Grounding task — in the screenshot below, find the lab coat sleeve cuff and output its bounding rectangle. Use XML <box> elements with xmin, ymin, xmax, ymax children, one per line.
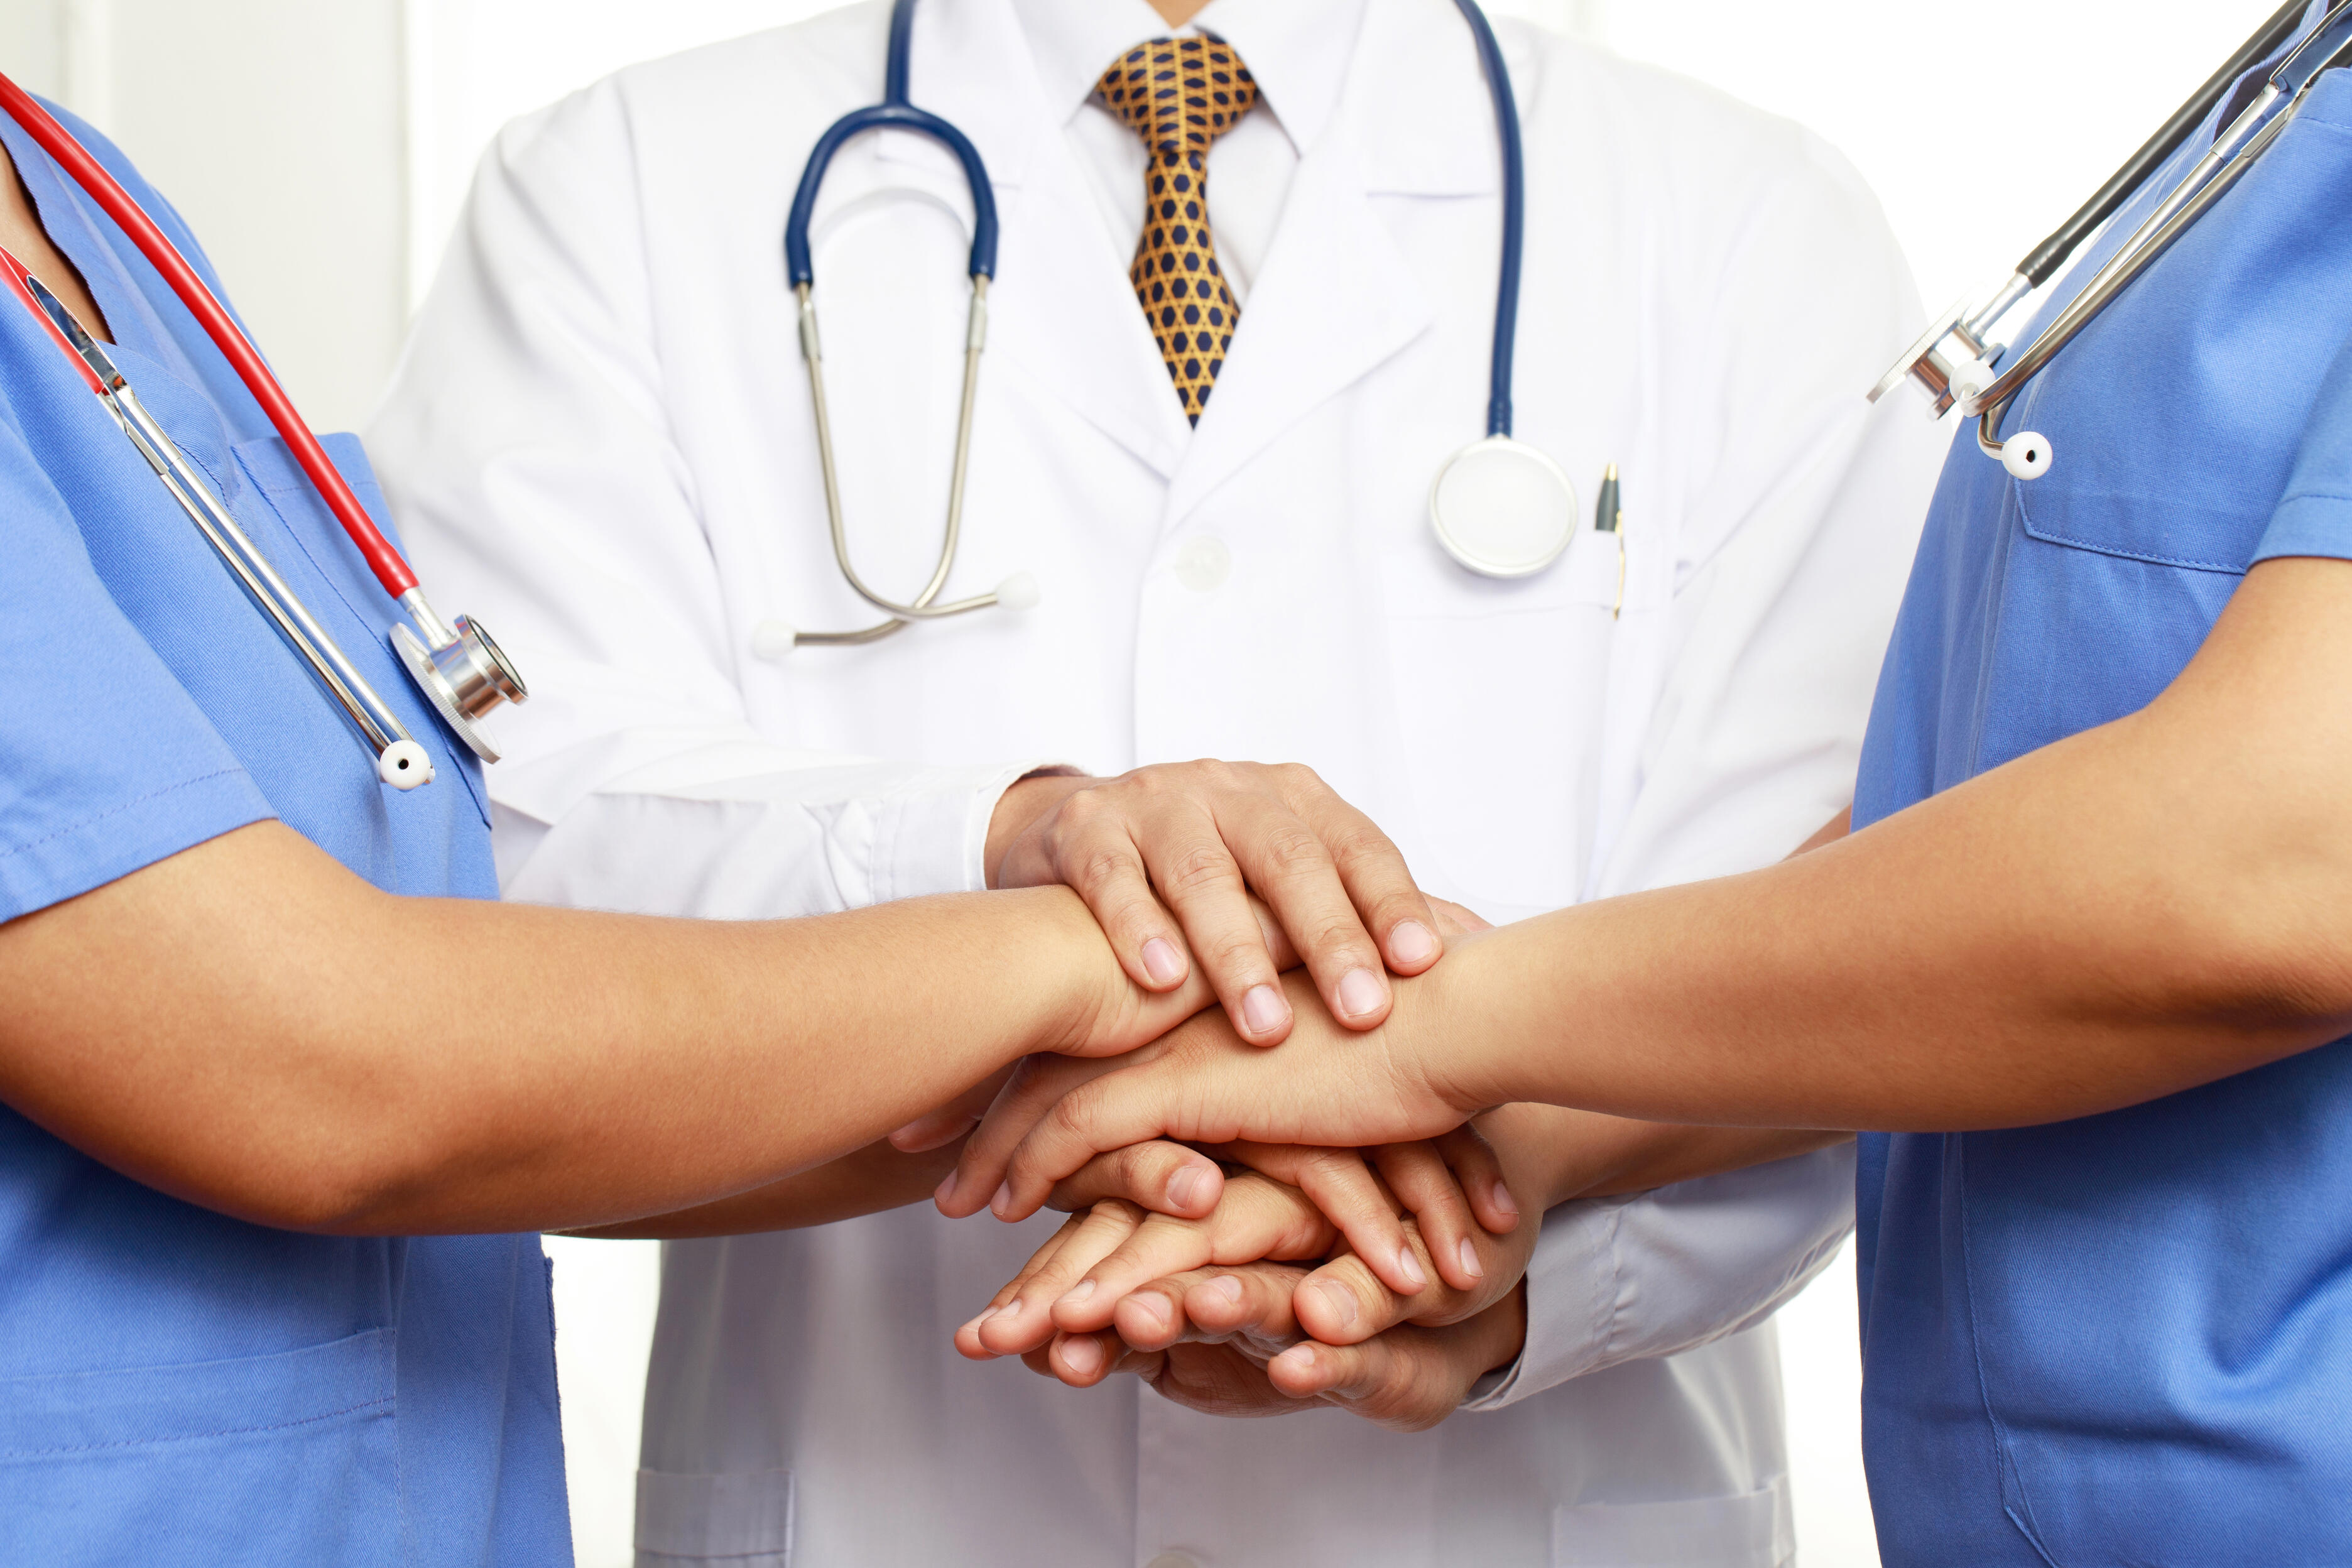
<box><xmin>879</xmin><ymin>758</ymin><xmax>1081</xmax><ymax>902</ymax></box>
<box><xmin>1459</xmin><ymin>1146</ymin><xmax>1856</xmax><ymax>1413</ymax></box>
<box><xmin>1458</xmin><ymin>1199</ymin><xmax>1621</xmax><ymax>1412</ymax></box>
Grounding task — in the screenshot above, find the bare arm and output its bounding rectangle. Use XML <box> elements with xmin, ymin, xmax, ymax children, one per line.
<box><xmin>967</xmin><ymin>558</ymin><xmax>2352</xmax><ymax>1190</ymax></box>
<box><xmin>0</xmin><ymin>820</ymin><xmax>1205</xmax><ymax>1237</ymax></box>
<box><xmin>1442</xmin><ymin>555</ymin><xmax>2352</xmax><ymax>1129</ymax></box>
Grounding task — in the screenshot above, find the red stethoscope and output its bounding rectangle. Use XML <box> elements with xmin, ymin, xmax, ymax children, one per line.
<box><xmin>0</xmin><ymin>73</ymin><xmax>523</xmax><ymax>790</ymax></box>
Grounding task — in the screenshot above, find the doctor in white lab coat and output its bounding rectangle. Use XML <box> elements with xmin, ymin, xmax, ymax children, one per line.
<box><xmin>369</xmin><ymin>0</ymin><xmax>1949</xmax><ymax>1560</ymax></box>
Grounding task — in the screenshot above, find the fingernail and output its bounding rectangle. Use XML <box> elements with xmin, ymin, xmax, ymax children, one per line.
<box><xmin>1060</xmin><ymin>1336</ymin><xmax>1104</xmax><ymax>1375</ymax></box>
<box><xmin>1273</xmin><ymin>1343</ymin><xmax>1316</xmax><ymax>1376</ymax></box>
<box><xmin>1059</xmin><ymin>1280</ymin><xmax>1097</xmax><ymax>1307</ymax></box>
<box><xmin>959</xmin><ymin>1311</ymin><xmax>991</xmax><ymax>1337</ymax></box>
<box><xmin>934</xmin><ymin>1172</ymin><xmax>957</xmax><ymax>1207</ymax></box>
<box><xmin>1336</xmin><ymin>967</ymin><xmax>1386</xmax><ymax>1020</ymax></box>
<box><xmin>1166</xmin><ymin>1162</ymin><xmax>1213</xmax><ymax>1212</ymax></box>
<box><xmin>989</xmin><ymin>1298</ymin><xmax>1025</xmax><ymax>1322</ymax></box>
<box><xmin>1491</xmin><ymin>1181</ymin><xmax>1520</xmax><ymax>1224</ymax></box>
<box><xmin>1210</xmin><ymin>1274</ymin><xmax>1243</xmax><ymax>1304</ymax></box>
<box><xmin>1128</xmin><ymin>1293</ymin><xmax>1170</xmax><ymax>1332</ymax></box>
<box><xmin>1141</xmin><ymin>937</ymin><xmax>1185</xmax><ymax>986</ymax></box>
<box><xmin>1390</xmin><ymin>920</ymin><xmax>1439</xmax><ymax>966</ymax></box>
<box><xmin>991</xmin><ymin>1181</ymin><xmax>1012</xmax><ymax>1218</ymax></box>
<box><xmin>1314</xmin><ymin>1279</ymin><xmax>1359</xmax><ymax>1329</ymax></box>
<box><xmin>1241</xmin><ymin>984</ymin><xmax>1288</xmax><ymax>1036</ymax></box>
<box><xmin>1396</xmin><ymin>1244</ymin><xmax>1427</xmax><ymax>1292</ymax></box>
<box><xmin>1457</xmin><ymin>1236</ymin><xmax>1484</xmax><ymax>1281</ymax></box>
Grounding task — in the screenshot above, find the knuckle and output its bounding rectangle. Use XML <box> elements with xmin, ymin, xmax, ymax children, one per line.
<box><xmin>1055</xmin><ymin>785</ymin><xmax>1112</xmax><ymax>827</ymax></box>
<box><xmin>1256</xmin><ymin>825</ymin><xmax>1335</xmax><ymax>882</ymax></box>
<box><xmin>1324</xmin><ymin>821</ymin><xmax>1401</xmax><ymax>871</ymax></box>
<box><xmin>1270</xmin><ymin>761</ymin><xmax>1324</xmax><ymax>795</ymax></box>
<box><xmin>1194</xmin><ymin>758</ymin><xmax>1245</xmax><ymax>791</ymax></box>
<box><xmin>1044</xmin><ymin>1090</ymin><xmax>1097</xmax><ymax>1146</ymax></box>
<box><xmin>1070</xmin><ymin>843</ymin><xmax>1140</xmax><ymax>896</ymax></box>
<box><xmin>1159</xmin><ymin>842</ymin><xmax>1244</xmax><ymax>900</ymax></box>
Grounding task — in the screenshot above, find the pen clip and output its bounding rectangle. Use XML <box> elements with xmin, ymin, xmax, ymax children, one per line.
<box><xmin>1595</xmin><ymin>463</ymin><xmax>1625</xmax><ymax>619</ymax></box>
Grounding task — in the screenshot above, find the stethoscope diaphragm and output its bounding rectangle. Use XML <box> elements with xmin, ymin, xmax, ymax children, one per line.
<box><xmin>1427</xmin><ymin>435</ymin><xmax>1581</xmax><ymax>579</ymax></box>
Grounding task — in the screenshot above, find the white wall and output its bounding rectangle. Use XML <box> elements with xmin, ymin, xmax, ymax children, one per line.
<box><xmin>8</xmin><ymin>0</ymin><xmax>409</xmax><ymax>432</ymax></box>
<box><xmin>1</xmin><ymin>3</ymin><xmax>2285</xmax><ymax>1565</ymax></box>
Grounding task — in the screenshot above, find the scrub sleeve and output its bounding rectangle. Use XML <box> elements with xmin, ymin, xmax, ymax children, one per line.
<box><xmin>0</xmin><ymin>100</ymin><xmax>570</xmax><ymax>1568</ymax></box>
<box><xmin>1848</xmin><ymin>46</ymin><xmax>2352</xmax><ymax>1568</ymax></box>
<box><xmin>0</xmin><ymin>369</ymin><xmax>273</xmax><ymax>916</ymax></box>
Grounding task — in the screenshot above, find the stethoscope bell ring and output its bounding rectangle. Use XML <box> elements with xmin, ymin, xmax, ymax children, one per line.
<box><xmin>1428</xmin><ymin>435</ymin><xmax>1580</xmax><ymax>579</ymax></box>
<box><xmin>391</xmin><ymin>614</ymin><xmax>528</xmax><ymax>765</ymax></box>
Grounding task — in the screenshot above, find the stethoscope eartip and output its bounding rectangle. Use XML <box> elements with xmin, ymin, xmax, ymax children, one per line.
<box><xmin>752</xmin><ymin>620</ymin><xmax>801</xmax><ymax>662</ymax></box>
<box><xmin>378</xmin><ymin>739</ymin><xmax>435</xmax><ymax>790</ymax></box>
<box><xmin>2001</xmin><ymin>433</ymin><xmax>2052</xmax><ymax>482</ymax></box>
<box><xmin>993</xmin><ymin>572</ymin><xmax>1042</xmax><ymax>612</ymax></box>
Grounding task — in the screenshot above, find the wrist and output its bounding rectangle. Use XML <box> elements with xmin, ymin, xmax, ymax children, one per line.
<box><xmin>1021</xmin><ymin>883</ymin><xmax>1131</xmax><ymax>1057</ymax></box>
<box><xmin>1400</xmin><ymin>928</ymin><xmax>1517</xmax><ymax>1118</ymax></box>
<box><xmin>984</xmin><ymin>771</ymin><xmax>1089</xmax><ymax>888</ymax></box>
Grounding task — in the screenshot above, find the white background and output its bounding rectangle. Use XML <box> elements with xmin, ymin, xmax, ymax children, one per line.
<box><xmin>0</xmin><ymin>1</ymin><xmax>2282</xmax><ymax>1563</ymax></box>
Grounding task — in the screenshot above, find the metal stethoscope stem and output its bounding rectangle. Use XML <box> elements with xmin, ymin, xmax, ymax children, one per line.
<box><xmin>774</xmin><ymin>0</ymin><xmax>1574</xmax><ymax>648</ymax></box>
<box><xmin>792</xmin><ymin>275</ymin><xmax>1023</xmax><ymax>646</ymax></box>
<box><xmin>0</xmin><ymin>70</ymin><xmax>525</xmax><ymax>784</ymax></box>
<box><xmin>1875</xmin><ymin>0</ymin><xmax>2352</xmax><ymax>479</ymax></box>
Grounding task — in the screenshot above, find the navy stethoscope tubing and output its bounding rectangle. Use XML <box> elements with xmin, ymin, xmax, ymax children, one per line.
<box><xmin>784</xmin><ymin>0</ymin><xmax>1000</xmax><ymax>287</ymax></box>
<box><xmin>766</xmin><ymin>0</ymin><xmax>1579</xmax><ymax>656</ymax></box>
<box><xmin>1451</xmin><ymin>0</ymin><xmax>1525</xmax><ymax>440</ymax></box>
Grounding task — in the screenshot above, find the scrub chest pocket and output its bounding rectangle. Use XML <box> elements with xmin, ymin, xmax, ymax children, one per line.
<box><xmin>0</xmin><ymin>1329</ymin><xmax>400</xmax><ymax>1567</ymax></box>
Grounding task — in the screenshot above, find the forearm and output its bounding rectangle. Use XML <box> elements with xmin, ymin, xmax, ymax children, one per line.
<box><xmin>1432</xmin><ymin>565</ymin><xmax>2352</xmax><ymax>1129</ymax></box>
<box><xmin>1479</xmin><ymin>1103</ymin><xmax>1847</xmax><ymax>1204</ymax></box>
<box><xmin>0</xmin><ymin>822</ymin><xmax>1155</xmax><ymax>1236</ymax></box>
<box><xmin>567</xmin><ymin>1137</ymin><xmax>961</xmax><ymax>1238</ymax></box>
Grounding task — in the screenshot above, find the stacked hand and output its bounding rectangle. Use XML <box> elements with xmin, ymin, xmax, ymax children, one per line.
<box><xmin>957</xmin><ymin>1132</ymin><xmax>1540</xmax><ymax>1431</ymax></box>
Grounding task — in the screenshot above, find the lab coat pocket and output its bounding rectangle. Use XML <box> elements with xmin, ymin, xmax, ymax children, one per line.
<box><xmin>0</xmin><ymin>1327</ymin><xmax>399</xmax><ymax>1567</ymax></box>
<box><xmin>1375</xmin><ymin>531</ymin><xmax>1623</xmax><ymax>913</ymax></box>
<box><xmin>636</xmin><ymin>1467</ymin><xmax>796</xmax><ymax>1566</ymax></box>
<box><xmin>1549</xmin><ymin>1478</ymin><xmax>1793</xmax><ymax>1567</ymax></box>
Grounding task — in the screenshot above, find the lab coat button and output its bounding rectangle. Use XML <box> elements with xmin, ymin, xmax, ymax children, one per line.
<box><xmin>1145</xmin><ymin>1555</ymin><xmax>1202</xmax><ymax>1568</ymax></box>
<box><xmin>1172</xmin><ymin>536</ymin><xmax>1231</xmax><ymax>592</ymax></box>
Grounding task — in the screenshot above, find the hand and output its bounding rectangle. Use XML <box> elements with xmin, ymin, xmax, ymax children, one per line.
<box><xmin>957</xmin><ymin>1135</ymin><xmax>1516</xmax><ymax>1343</ymax></box>
<box><xmin>981</xmin><ymin>1159</ymin><xmax>1538</xmax><ymax>1360</ymax></box>
<box><xmin>942</xmin><ymin>967</ymin><xmax>1477</xmax><ymax>1219</ymax></box>
<box><xmin>1011</xmin><ymin>1259</ymin><xmax>1530</xmax><ymax>1434</ymax></box>
<box><xmin>984</xmin><ymin>763</ymin><xmax>1445</xmax><ymax>1045</ymax></box>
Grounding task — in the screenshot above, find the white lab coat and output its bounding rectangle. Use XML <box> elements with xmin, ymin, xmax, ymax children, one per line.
<box><xmin>369</xmin><ymin>0</ymin><xmax>1949</xmax><ymax>1560</ymax></box>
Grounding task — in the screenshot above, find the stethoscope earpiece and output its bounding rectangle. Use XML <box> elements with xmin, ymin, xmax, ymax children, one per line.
<box><xmin>2000</xmin><ymin>433</ymin><xmax>2052</xmax><ymax>482</ymax></box>
<box><xmin>993</xmin><ymin>572</ymin><xmax>1042</xmax><ymax>612</ymax></box>
<box><xmin>376</xmin><ymin>740</ymin><xmax>436</xmax><ymax>790</ymax></box>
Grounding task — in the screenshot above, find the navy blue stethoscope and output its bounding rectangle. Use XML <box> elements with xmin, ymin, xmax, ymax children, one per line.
<box><xmin>768</xmin><ymin>0</ymin><xmax>1572</xmax><ymax>652</ymax></box>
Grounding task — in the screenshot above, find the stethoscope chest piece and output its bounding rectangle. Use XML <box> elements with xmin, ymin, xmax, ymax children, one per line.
<box><xmin>391</xmin><ymin>616</ymin><xmax>528</xmax><ymax>766</ymax></box>
<box><xmin>1427</xmin><ymin>435</ymin><xmax>1580</xmax><ymax>579</ymax></box>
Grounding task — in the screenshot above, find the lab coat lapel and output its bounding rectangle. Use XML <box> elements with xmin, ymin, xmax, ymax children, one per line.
<box><xmin>842</xmin><ymin>0</ymin><xmax>1189</xmax><ymax>477</ymax></box>
<box><xmin>990</xmin><ymin>149</ymin><xmax>1197</xmax><ymax>478</ymax></box>
<box><xmin>906</xmin><ymin>0</ymin><xmax>1192</xmax><ymax>476</ymax></box>
<box><xmin>1165</xmin><ymin>116</ymin><xmax>1435</xmax><ymax>522</ymax></box>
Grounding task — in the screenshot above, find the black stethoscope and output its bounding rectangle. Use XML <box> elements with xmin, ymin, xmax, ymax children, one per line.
<box><xmin>764</xmin><ymin>0</ymin><xmax>1580</xmax><ymax>653</ymax></box>
<box><xmin>0</xmin><ymin>74</ymin><xmax>525</xmax><ymax>790</ymax></box>
<box><xmin>1875</xmin><ymin>0</ymin><xmax>2352</xmax><ymax>481</ymax></box>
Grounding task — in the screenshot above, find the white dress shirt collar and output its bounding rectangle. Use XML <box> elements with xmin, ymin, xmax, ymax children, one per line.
<box><xmin>1008</xmin><ymin>0</ymin><xmax>1370</xmax><ymax>153</ymax></box>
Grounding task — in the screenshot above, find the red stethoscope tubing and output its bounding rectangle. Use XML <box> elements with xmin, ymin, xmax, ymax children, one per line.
<box><xmin>0</xmin><ymin>71</ymin><xmax>420</xmax><ymax>600</ymax></box>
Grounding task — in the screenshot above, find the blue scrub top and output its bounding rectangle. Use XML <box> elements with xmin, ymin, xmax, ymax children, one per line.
<box><xmin>0</xmin><ymin>106</ymin><xmax>569</xmax><ymax>1565</ymax></box>
<box><xmin>1851</xmin><ymin>26</ymin><xmax>2352</xmax><ymax>1568</ymax></box>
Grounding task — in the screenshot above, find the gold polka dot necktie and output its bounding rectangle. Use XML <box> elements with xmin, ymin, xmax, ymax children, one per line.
<box><xmin>1097</xmin><ymin>37</ymin><xmax>1259</xmax><ymax>424</ymax></box>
